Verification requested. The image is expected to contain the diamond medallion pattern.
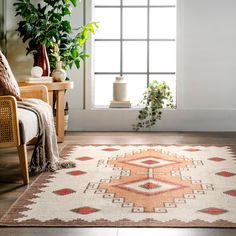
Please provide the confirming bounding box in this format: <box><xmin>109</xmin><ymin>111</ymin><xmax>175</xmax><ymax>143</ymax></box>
<box><xmin>115</xmin><ymin>178</ymin><xmax>185</xmax><ymax>198</ymax></box>
<box><xmin>124</xmin><ymin>156</ymin><xmax>177</xmax><ymax>168</ymax></box>
<box><xmin>97</xmin><ymin>149</ymin><xmax>203</xmax><ymax>212</ymax></box>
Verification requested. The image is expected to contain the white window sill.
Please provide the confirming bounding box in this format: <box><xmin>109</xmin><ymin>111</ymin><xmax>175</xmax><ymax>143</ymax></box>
<box><xmin>91</xmin><ymin>105</ymin><xmax>140</xmax><ymax>111</ymax></box>
<box><xmin>91</xmin><ymin>106</ymin><xmax>176</xmax><ymax>111</ymax></box>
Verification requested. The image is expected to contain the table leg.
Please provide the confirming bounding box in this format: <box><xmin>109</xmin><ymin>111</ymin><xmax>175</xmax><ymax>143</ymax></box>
<box><xmin>56</xmin><ymin>90</ymin><xmax>65</xmax><ymax>142</ymax></box>
<box><xmin>48</xmin><ymin>91</ymin><xmax>53</xmax><ymax>108</ymax></box>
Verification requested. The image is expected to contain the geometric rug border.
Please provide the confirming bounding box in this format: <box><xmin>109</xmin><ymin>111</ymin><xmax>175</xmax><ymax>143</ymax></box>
<box><xmin>1</xmin><ymin>144</ymin><xmax>236</xmax><ymax>228</ymax></box>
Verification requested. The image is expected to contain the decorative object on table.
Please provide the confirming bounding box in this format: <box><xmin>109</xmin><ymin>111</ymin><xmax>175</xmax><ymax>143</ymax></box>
<box><xmin>14</xmin><ymin>0</ymin><xmax>98</xmax><ymax>78</ymax></box>
<box><xmin>33</xmin><ymin>44</ymin><xmax>50</xmax><ymax>76</ymax></box>
<box><xmin>24</xmin><ymin>76</ymin><xmax>53</xmax><ymax>83</ymax></box>
<box><xmin>30</xmin><ymin>66</ymin><xmax>43</xmax><ymax>78</ymax></box>
<box><xmin>2</xmin><ymin>144</ymin><xmax>236</xmax><ymax>227</ymax></box>
<box><xmin>133</xmin><ymin>80</ymin><xmax>174</xmax><ymax>131</ymax></box>
<box><xmin>51</xmin><ymin>44</ymin><xmax>67</xmax><ymax>82</ymax></box>
<box><xmin>109</xmin><ymin>76</ymin><xmax>131</xmax><ymax>108</ymax></box>
<box><xmin>51</xmin><ymin>61</ymin><xmax>66</xmax><ymax>82</ymax></box>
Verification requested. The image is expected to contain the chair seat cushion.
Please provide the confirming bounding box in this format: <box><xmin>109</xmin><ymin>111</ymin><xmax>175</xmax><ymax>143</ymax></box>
<box><xmin>18</xmin><ymin>108</ymin><xmax>38</xmax><ymax>144</ymax></box>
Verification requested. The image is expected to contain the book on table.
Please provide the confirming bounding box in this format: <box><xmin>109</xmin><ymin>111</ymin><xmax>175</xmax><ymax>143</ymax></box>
<box><xmin>24</xmin><ymin>76</ymin><xmax>53</xmax><ymax>83</ymax></box>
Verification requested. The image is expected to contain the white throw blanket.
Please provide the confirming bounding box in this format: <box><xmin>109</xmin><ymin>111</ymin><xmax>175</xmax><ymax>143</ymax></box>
<box><xmin>17</xmin><ymin>99</ymin><xmax>75</xmax><ymax>174</ymax></box>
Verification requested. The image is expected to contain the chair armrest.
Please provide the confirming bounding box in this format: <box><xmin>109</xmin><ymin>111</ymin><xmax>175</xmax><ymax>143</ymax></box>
<box><xmin>0</xmin><ymin>96</ymin><xmax>20</xmax><ymax>148</ymax></box>
<box><xmin>20</xmin><ymin>85</ymin><xmax>49</xmax><ymax>103</ymax></box>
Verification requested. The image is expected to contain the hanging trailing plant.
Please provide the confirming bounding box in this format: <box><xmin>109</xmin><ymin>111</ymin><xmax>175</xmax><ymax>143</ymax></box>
<box><xmin>133</xmin><ymin>80</ymin><xmax>175</xmax><ymax>131</ymax></box>
<box><xmin>14</xmin><ymin>0</ymin><xmax>98</xmax><ymax>74</ymax></box>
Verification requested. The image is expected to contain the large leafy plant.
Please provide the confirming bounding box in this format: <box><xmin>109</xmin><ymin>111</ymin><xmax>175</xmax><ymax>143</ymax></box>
<box><xmin>133</xmin><ymin>81</ymin><xmax>175</xmax><ymax>131</ymax></box>
<box><xmin>14</xmin><ymin>0</ymin><xmax>98</xmax><ymax>73</ymax></box>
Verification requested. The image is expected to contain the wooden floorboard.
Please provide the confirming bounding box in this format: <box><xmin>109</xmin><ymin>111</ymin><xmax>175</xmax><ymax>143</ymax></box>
<box><xmin>0</xmin><ymin>132</ymin><xmax>236</xmax><ymax>236</ymax></box>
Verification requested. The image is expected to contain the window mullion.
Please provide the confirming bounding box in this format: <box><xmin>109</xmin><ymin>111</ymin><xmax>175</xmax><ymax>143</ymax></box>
<box><xmin>147</xmin><ymin>0</ymin><xmax>150</xmax><ymax>86</ymax></box>
<box><xmin>120</xmin><ymin>0</ymin><xmax>123</xmax><ymax>76</ymax></box>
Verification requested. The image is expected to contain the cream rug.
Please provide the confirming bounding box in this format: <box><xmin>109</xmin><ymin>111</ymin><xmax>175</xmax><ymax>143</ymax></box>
<box><xmin>1</xmin><ymin>145</ymin><xmax>236</xmax><ymax>227</ymax></box>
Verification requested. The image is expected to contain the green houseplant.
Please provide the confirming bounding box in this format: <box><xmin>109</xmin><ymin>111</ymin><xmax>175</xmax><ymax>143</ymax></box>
<box><xmin>133</xmin><ymin>80</ymin><xmax>175</xmax><ymax>131</ymax></box>
<box><xmin>14</xmin><ymin>0</ymin><xmax>98</xmax><ymax>75</ymax></box>
<box><xmin>14</xmin><ymin>0</ymin><xmax>98</xmax><ymax>130</ymax></box>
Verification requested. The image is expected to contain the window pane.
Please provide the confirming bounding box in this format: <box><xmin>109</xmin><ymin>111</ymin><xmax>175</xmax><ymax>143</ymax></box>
<box><xmin>95</xmin><ymin>41</ymin><xmax>120</xmax><ymax>72</ymax></box>
<box><xmin>150</xmin><ymin>8</ymin><xmax>176</xmax><ymax>39</ymax></box>
<box><xmin>94</xmin><ymin>8</ymin><xmax>120</xmax><ymax>39</ymax></box>
<box><xmin>125</xmin><ymin>75</ymin><xmax>147</xmax><ymax>105</ymax></box>
<box><xmin>150</xmin><ymin>0</ymin><xmax>176</xmax><ymax>5</ymax></box>
<box><xmin>123</xmin><ymin>42</ymin><xmax>147</xmax><ymax>72</ymax></box>
<box><xmin>94</xmin><ymin>75</ymin><xmax>114</xmax><ymax>106</ymax></box>
<box><xmin>149</xmin><ymin>74</ymin><xmax>176</xmax><ymax>104</ymax></box>
<box><xmin>123</xmin><ymin>8</ymin><xmax>147</xmax><ymax>39</ymax></box>
<box><xmin>123</xmin><ymin>0</ymin><xmax>147</xmax><ymax>5</ymax></box>
<box><xmin>94</xmin><ymin>0</ymin><xmax>120</xmax><ymax>5</ymax></box>
<box><xmin>149</xmin><ymin>41</ymin><xmax>176</xmax><ymax>72</ymax></box>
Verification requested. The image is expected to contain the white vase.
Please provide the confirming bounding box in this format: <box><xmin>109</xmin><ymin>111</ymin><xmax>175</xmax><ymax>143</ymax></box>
<box><xmin>52</xmin><ymin>61</ymin><xmax>66</xmax><ymax>82</ymax></box>
<box><xmin>113</xmin><ymin>76</ymin><xmax>127</xmax><ymax>101</ymax></box>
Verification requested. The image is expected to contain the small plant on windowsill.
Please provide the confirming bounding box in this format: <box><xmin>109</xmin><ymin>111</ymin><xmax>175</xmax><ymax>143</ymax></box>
<box><xmin>133</xmin><ymin>80</ymin><xmax>175</xmax><ymax>131</ymax></box>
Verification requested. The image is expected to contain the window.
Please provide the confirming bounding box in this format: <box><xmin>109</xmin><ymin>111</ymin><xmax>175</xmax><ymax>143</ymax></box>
<box><xmin>93</xmin><ymin>0</ymin><xmax>176</xmax><ymax>106</ymax></box>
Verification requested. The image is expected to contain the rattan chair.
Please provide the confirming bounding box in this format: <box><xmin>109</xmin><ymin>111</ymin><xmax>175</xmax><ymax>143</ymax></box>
<box><xmin>0</xmin><ymin>85</ymin><xmax>49</xmax><ymax>185</ymax></box>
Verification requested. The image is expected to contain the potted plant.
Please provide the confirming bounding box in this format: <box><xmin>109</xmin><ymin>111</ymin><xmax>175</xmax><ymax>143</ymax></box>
<box><xmin>14</xmin><ymin>0</ymin><xmax>98</xmax><ymax>74</ymax></box>
<box><xmin>133</xmin><ymin>80</ymin><xmax>175</xmax><ymax>131</ymax></box>
<box><xmin>14</xmin><ymin>0</ymin><xmax>98</xmax><ymax>130</ymax></box>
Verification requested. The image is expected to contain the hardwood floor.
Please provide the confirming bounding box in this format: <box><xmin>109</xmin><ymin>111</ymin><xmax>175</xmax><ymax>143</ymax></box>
<box><xmin>0</xmin><ymin>131</ymin><xmax>236</xmax><ymax>236</ymax></box>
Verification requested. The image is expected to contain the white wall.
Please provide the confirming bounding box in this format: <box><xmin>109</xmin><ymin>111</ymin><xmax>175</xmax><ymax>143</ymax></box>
<box><xmin>6</xmin><ymin>0</ymin><xmax>236</xmax><ymax>131</ymax></box>
<box><xmin>182</xmin><ymin>0</ymin><xmax>236</xmax><ymax>110</ymax></box>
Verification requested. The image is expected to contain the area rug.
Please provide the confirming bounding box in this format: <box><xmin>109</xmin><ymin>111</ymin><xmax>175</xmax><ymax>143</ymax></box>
<box><xmin>1</xmin><ymin>145</ymin><xmax>236</xmax><ymax>227</ymax></box>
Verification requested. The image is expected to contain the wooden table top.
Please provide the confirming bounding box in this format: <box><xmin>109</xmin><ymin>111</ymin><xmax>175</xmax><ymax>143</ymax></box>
<box><xmin>18</xmin><ymin>81</ymin><xmax>74</xmax><ymax>91</ymax></box>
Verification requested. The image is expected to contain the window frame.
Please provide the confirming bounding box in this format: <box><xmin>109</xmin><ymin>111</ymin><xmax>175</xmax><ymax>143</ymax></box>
<box><xmin>85</xmin><ymin>0</ymin><xmax>179</xmax><ymax>109</ymax></box>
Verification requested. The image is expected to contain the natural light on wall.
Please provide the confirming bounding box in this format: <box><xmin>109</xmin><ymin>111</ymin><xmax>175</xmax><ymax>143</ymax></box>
<box><xmin>93</xmin><ymin>0</ymin><xmax>176</xmax><ymax>107</ymax></box>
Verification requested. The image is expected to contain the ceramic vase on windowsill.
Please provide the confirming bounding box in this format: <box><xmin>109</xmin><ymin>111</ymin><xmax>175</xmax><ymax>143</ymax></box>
<box><xmin>52</xmin><ymin>61</ymin><xmax>67</xmax><ymax>82</ymax></box>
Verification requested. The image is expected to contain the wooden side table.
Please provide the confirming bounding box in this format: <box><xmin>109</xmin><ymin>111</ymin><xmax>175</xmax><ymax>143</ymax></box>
<box><xmin>18</xmin><ymin>81</ymin><xmax>74</xmax><ymax>142</ymax></box>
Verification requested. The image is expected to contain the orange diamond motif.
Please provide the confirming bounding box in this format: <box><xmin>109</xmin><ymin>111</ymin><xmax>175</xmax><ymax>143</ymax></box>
<box><xmin>102</xmin><ymin>148</ymin><xmax>119</xmax><ymax>152</ymax></box>
<box><xmin>142</xmin><ymin>160</ymin><xmax>159</xmax><ymax>165</ymax></box>
<box><xmin>224</xmin><ymin>190</ymin><xmax>236</xmax><ymax>196</ymax></box>
<box><xmin>216</xmin><ymin>171</ymin><xmax>235</xmax><ymax>177</ymax></box>
<box><xmin>140</xmin><ymin>182</ymin><xmax>160</xmax><ymax>189</ymax></box>
<box><xmin>184</xmin><ymin>148</ymin><xmax>200</xmax><ymax>152</ymax></box>
<box><xmin>199</xmin><ymin>207</ymin><xmax>228</xmax><ymax>215</ymax></box>
<box><xmin>53</xmin><ymin>188</ymin><xmax>76</xmax><ymax>196</ymax></box>
<box><xmin>67</xmin><ymin>170</ymin><xmax>86</xmax><ymax>176</ymax></box>
<box><xmin>208</xmin><ymin>157</ymin><xmax>225</xmax><ymax>162</ymax></box>
<box><xmin>77</xmin><ymin>156</ymin><xmax>93</xmax><ymax>161</ymax></box>
<box><xmin>71</xmin><ymin>207</ymin><xmax>99</xmax><ymax>215</ymax></box>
